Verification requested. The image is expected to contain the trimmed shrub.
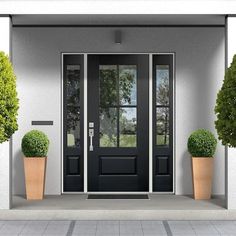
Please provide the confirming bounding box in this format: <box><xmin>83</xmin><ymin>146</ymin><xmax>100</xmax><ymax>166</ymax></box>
<box><xmin>0</xmin><ymin>51</ymin><xmax>19</xmax><ymax>143</ymax></box>
<box><xmin>187</xmin><ymin>129</ymin><xmax>217</xmax><ymax>157</ymax></box>
<box><xmin>215</xmin><ymin>55</ymin><xmax>236</xmax><ymax>147</ymax></box>
<box><xmin>21</xmin><ymin>130</ymin><xmax>49</xmax><ymax>157</ymax></box>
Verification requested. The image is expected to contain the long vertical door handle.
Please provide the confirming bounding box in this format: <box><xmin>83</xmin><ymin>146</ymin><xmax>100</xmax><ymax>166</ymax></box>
<box><xmin>89</xmin><ymin>129</ymin><xmax>94</xmax><ymax>151</ymax></box>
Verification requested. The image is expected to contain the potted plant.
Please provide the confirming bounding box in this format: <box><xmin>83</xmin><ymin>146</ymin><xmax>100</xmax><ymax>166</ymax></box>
<box><xmin>21</xmin><ymin>130</ymin><xmax>49</xmax><ymax>200</ymax></box>
<box><xmin>187</xmin><ymin>129</ymin><xmax>217</xmax><ymax>200</ymax></box>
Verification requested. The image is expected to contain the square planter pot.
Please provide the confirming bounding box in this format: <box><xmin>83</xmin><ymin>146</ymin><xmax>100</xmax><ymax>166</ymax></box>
<box><xmin>192</xmin><ymin>157</ymin><xmax>213</xmax><ymax>200</ymax></box>
<box><xmin>23</xmin><ymin>157</ymin><xmax>47</xmax><ymax>200</ymax></box>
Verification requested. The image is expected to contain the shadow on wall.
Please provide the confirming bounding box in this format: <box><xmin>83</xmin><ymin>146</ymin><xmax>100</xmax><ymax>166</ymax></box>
<box><xmin>180</xmin><ymin>150</ymin><xmax>193</xmax><ymax>195</ymax></box>
<box><xmin>13</xmin><ymin>149</ymin><xmax>25</xmax><ymax>196</ymax></box>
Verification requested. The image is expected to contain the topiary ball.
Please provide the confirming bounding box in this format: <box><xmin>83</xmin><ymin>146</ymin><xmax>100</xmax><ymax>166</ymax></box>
<box><xmin>187</xmin><ymin>129</ymin><xmax>217</xmax><ymax>157</ymax></box>
<box><xmin>21</xmin><ymin>130</ymin><xmax>49</xmax><ymax>157</ymax></box>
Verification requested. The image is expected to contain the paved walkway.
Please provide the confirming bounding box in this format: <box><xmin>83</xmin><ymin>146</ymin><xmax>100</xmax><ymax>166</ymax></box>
<box><xmin>0</xmin><ymin>220</ymin><xmax>236</xmax><ymax>235</ymax></box>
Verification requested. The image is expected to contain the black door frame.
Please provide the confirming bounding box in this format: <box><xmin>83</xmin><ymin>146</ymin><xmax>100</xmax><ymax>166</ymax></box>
<box><xmin>62</xmin><ymin>53</ymin><xmax>175</xmax><ymax>193</ymax></box>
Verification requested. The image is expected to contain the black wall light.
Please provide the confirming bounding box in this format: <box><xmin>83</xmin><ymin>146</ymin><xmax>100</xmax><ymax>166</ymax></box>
<box><xmin>115</xmin><ymin>30</ymin><xmax>122</xmax><ymax>44</ymax></box>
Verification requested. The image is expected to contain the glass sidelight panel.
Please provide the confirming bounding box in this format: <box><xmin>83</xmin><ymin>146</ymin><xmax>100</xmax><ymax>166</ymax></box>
<box><xmin>156</xmin><ymin>107</ymin><xmax>169</xmax><ymax>146</ymax></box>
<box><xmin>156</xmin><ymin>64</ymin><xmax>170</xmax><ymax>147</ymax></box>
<box><xmin>156</xmin><ymin>65</ymin><xmax>169</xmax><ymax>106</ymax></box>
<box><xmin>120</xmin><ymin>108</ymin><xmax>137</xmax><ymax>147</ymax></box>
<box><xmin>66</xmin><ymin>65</ymin><xmax>80</xmax><ymax>147</ymax></box>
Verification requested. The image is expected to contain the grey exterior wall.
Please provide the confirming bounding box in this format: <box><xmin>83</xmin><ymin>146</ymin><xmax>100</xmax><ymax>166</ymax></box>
<box><xmin>12</xmin><ymin>27</ymin><xmax>225</xmax><ymax>195</ymax></box>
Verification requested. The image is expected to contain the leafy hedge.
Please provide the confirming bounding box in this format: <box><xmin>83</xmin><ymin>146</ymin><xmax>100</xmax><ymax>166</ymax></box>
<box><xmin>187</xmin><ymin>129</ymin><xmax>217</xmax><ymax>157</ymax></box>
<box><xmin>0</xmin><ymin>51</ymin><xmax>19</xmax><ymax>143</ymax></box>
<box><xmin>21</xmin><ymin>130</ymin><xmax>49</xmax><ymax>157</ymax></box>
<box><xmin>215</xmin><ymin>55</ymin><xmax>236</xmax><ymax>147</ymax></box>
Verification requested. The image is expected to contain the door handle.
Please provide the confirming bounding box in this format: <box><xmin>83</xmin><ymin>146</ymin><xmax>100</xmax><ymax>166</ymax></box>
<box><xmin>89</xmin><ymin>128</ymin><xmax>94</xmax><ymax>151</ymax></box>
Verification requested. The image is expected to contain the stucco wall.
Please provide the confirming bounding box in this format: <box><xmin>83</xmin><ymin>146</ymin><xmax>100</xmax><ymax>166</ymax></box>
<box><xmin>12</xmin><ymin>27</ymin><xmax>225</xmax><ymax>195</ymax></box>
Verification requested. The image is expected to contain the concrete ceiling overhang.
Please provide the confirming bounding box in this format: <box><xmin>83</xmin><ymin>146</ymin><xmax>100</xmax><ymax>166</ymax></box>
<box><xmin>12</xmin><ymin>14</ymin><xmax>225</xmax><ymax>26</ymax></box>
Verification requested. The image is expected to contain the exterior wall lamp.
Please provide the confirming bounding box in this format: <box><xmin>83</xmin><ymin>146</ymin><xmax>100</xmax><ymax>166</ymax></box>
<box><xmin>115</xmin><ymin>30</ymin><xmax>122</xmax><ymax>44</ymax></box>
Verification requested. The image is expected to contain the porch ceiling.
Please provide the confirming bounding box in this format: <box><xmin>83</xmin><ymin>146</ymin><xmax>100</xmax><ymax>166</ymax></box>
<box><xmin>12</xmin><ymin>14</ymin><xmax>225</xmax><ymax>26</ymax></box>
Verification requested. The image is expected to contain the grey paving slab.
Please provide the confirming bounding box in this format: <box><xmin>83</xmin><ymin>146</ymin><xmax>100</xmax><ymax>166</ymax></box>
<box><xmin>75</xmin><ymin>220</ymin><xmax>97</xmax><ymax>225</ymax></box>
<box><xmin>43</xmin><ymin>223</ymin><xmax>70</xmax><ymax>235</ymax></box>
<box><xmin>190</xmin><ymin>221</ymin><xmax>220</xmax><ymax>235</ymax></box>
<box><xmin>0</xmin><ymin>221</ymin><xmax>27</xmax><ymax>234</ymax></box>
<box><xmin>168</xmin><ymin>221</ymin><xmax>195</xmax><ymax>235</ymax></box>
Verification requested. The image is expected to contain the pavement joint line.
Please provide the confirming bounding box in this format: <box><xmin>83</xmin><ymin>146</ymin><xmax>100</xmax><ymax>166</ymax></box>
<box><xmin>66</xmin><ymin>220</ymin><xmax>75</xmax><ymax>236</ymax></box>
<box><xmin>163</xmin><ymin>220</ymin><xmax>173</xmax><ymax>236</ymax></box>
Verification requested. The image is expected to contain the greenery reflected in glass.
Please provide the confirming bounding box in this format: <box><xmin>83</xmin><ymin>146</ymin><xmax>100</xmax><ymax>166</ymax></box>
<box><xmin>99</xmin><ymin>64</ymin><xmax>137</xmax><ymax>148</ymax></box>
<box><xmin>66</xmin><ymin>65</ymin><xmax>80</xmax><ymax>147</ymax></box>
<box><xmin>156</xmin><ymin>107</ymin><xmax>169</xmax><ymax>146</ymax></box>
<box><xmin>156</xmin><ymin>65</ymin><xmax>169</xmax><ymax>106</ymax></box>
<box><xmin>100</xmin><ymin>108</ymin><xmax>117</xmax><ymax>147</ymax></box>
<box><xmin>119</xmin><ymin>65</ymin><xmax>137</xmax><ymax>105</ymax></box>
<box><xmin>99</xmin><ymin>65</ymin><xmax>118</xmax><ymax>107</ymax></box>
<box><xmin>120</xmin><ymin>108</ymin><xmax>137</xmax><ymax>147</ymax></box>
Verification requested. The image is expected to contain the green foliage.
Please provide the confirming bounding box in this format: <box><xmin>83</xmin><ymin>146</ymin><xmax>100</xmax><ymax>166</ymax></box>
<box><xmin>21</xmin><ymin>130</ymin><xmax>49</xmax><ymax>157</ymax></box>
<box><xmin>215</xmin><ymin>55</ymin><xmax>236</xmax><ymax>147</ymax></box>
<box><xmin>0</xmin><ymin>51</ymin><xmax>19</xmax><ymax>143</ymax></box>
<box><xmin>187</xmin><ymin>129</ymin><xmax>217</xmax><ymax>157</ymax></box>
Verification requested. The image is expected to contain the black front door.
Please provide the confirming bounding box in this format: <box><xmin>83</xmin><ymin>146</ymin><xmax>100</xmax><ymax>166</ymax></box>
<box><xmin>88</xmin><ymin>54</ymin><xmax>149</xmax><ymax>191</ymax></box>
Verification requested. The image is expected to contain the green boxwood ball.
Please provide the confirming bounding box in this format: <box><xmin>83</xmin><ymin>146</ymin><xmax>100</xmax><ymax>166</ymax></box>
<box><xmin>21</xmin><ymin>130</ymin><xmax>49</xmax><ymax>157</ymax></box>
<box><xmin>187</xmin><ymin>129</ymin><xmax>217</xmax><ymax>157</ymax></box>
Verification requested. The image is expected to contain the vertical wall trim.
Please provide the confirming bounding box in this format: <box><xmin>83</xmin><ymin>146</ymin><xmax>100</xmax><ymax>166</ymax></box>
<box><xmin>84</xmin><ymin>54</ymin><xmax>88</xmax><ymax>193</ymax></box>
<box><xmin>9</xmin><ymin>15</ymin><xmax>13</xmax><ymax>208</ymax></box>
<box><xmin>149</xmin><ymin>54</ymin><xmax>153</xmax><ymax>192</ymax></box>
<box><xmin>61</xmin><ymin>54</ymin><xmax>64</xmax><ymax>194</ymax></box>
<box><xmin>225</xmin><ymin>15</ymin><xmax>228</xmax><ymax>209</ymax></box>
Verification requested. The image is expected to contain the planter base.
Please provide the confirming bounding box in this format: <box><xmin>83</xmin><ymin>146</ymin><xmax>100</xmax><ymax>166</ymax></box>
<box><xmin>192</xmin><ymin>157</ymin><xmax>213</xmax><ymax>200</ymax></box>
<box><xmin>23</xmin><ymin>157</ymin><xmax>47</xmax><ymax>200</ymax></box>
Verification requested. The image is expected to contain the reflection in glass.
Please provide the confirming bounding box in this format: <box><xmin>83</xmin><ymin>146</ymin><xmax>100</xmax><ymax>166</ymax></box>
<box><xmin>156</xmin><ymin>107</ymin><xmax>169</xmax><ymax>146</ymax></box>
<box><xmin>67</xmin><ymin>65</ymin><xmax>80</xmax><ymax>106</ymax></box>
<box><xmin>156</xmin><ymin>65</ymin><xmax>169</xmax><ymax>106</ymax></box>
<box><xmin>100</xmin><ymin>108</ymin><xmax>117</xmax><ymax>147</ymax></box>
<box><xmin>67</xmin><ymin>106</ymin><xmax>80</xmax><ymax>147</ymax></box>
<box><xmin>99</xmin><ymin>65</ymin><xmax>118</xmax><ymax>107</ymax></box>
<box><xmin>119</xmin><ymin>108</ymin><xmax>137</xmax><ymax>147</ymax></box>
<box><xmin>66</xmin><ymin>65</ymin><xmax>80</xmax><ymax>147</ymax></box>
<box><xmin>119</xmin><ymin>65</ymin><xmax>137</xmax><ymax>105</ymax></box>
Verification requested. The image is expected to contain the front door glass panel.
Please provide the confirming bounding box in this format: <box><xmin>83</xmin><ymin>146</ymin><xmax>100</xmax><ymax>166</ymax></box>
<box><xmin>99</xmin><ymin>64</ymin><xmax>137</xmax><ymax>148</ymax></box>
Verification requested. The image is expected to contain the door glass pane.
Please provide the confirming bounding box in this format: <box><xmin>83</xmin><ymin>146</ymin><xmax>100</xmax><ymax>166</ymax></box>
<box><xmin>119</xmin><ymin>65</ymin><xmax>137</xmax><ymax>105</ymax></box>
<box><xmin>99</xmin><ymin>65</ymin><xmax>118</xmax><ymax>106</ymax></box>
<box><xmin>67</xmin><ymin>65</ymin><xmax>80</xmax><ymax>105</ymax></box>
<box><xmin>100</xmin><ymin>108</ymin><xmax>117</xmax><ymax>147</ymax></box>
<box><xmin>156</xmin><ymin>65</ymin><xmax>169</xmax><ymax>106</ymax></box>
<box><xmin>66</xmin><ymin>65</ymin><xmax>80</xmax><ymax>147</ymax></box>
<box><xmin>120</xmin><ymin>108</ymin><xmax>137</xmax><ymax>147</ymax></box>
<box><xmin>156</xmin><ymin>107</ymin><xmax>169</xmax><ymax>146</ymax></box>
